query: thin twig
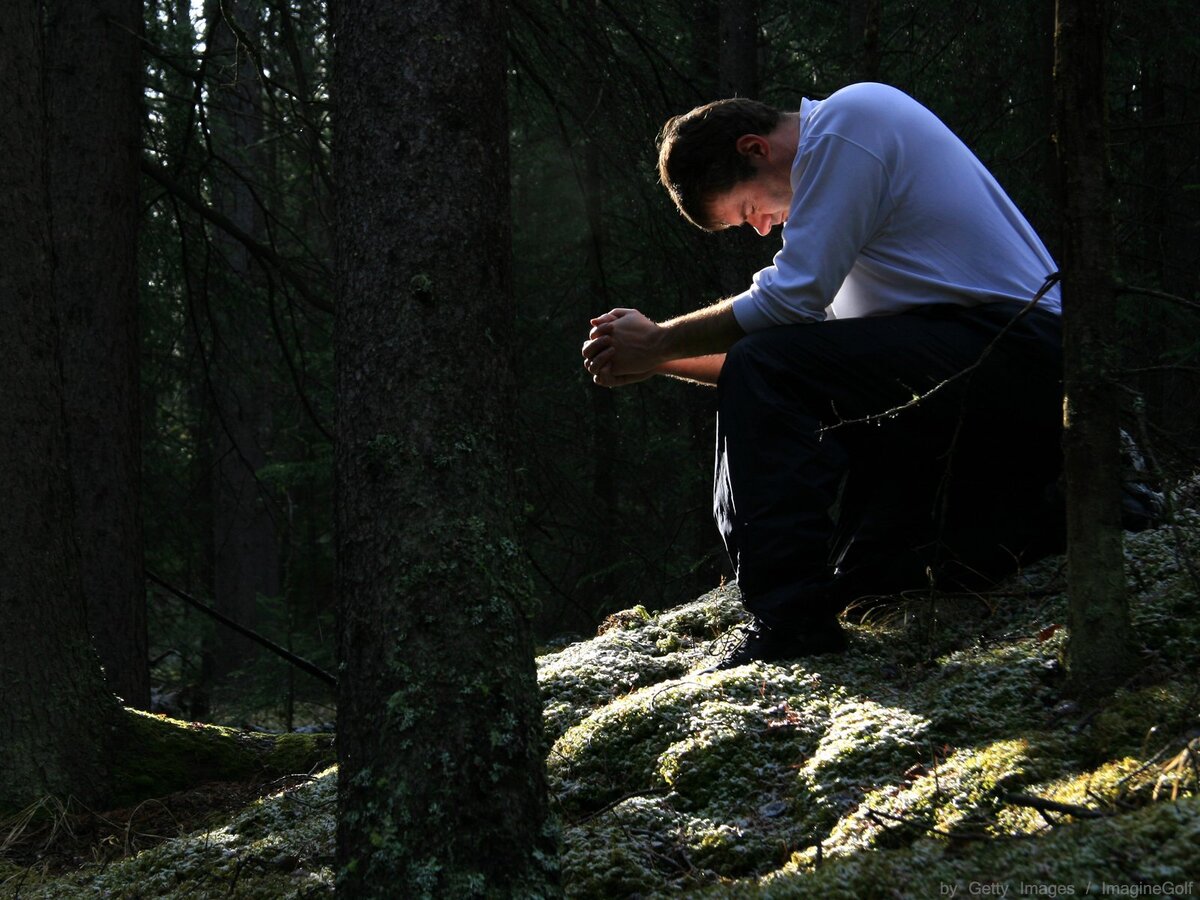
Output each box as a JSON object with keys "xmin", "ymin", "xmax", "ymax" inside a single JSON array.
[{"xmin": 821, "ymin": 273, "xmax": 1061, "ymax": 432}]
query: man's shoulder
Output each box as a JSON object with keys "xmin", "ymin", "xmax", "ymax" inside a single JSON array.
[
  {"xmin": 816, "ymin": 83, "xmax": 920, "ymax": 117},
  {"xmin": 805, "ymin": 83, "xmax": 945, "ymax": 149}
]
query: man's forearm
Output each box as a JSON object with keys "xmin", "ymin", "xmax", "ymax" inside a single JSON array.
[
  {"xmin": 657, "ymin": 298, "xmax": 745, "ymax": 361},
  {"xmin": 655, "ymin": 354, "xmax": 726, "ymax": 386}
]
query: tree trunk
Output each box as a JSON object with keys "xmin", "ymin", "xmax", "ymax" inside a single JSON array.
[
  {"xmin": 1054, "ymin": 0, "xmax": 1134, "ymax": 697},
  {"xmin": 333, "ymin": 0, "xmax": 560, "ymax": 895},
  {"xmin": 847, "ymin": 0, "xmax": 882, "ymax": 83},
  {"xmin": 203, "ymin": 0, "xmax": 281, "ymax": 685},
  {"xmin": 0, "ymin": 0, "xmax": 122, "ymax": 810},
  {"xmin": 44, "ymin": 0, "xmax": 149, "ymax": 710},
  {"xmin": 573, "ymin": 0, "xmax": 618, "ymax": 618},
  {"xmin": 715, "ymin": 0, "xmax": 769, "ymax": 299},
  {"xmin": 719, "ymin": 0, "xmax": 759, "ymax": 100}
]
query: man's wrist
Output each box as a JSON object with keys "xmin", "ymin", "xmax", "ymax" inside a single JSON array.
[{"xmin": 659, "ymin": 299, "xmax": 744, "ymax": 360}]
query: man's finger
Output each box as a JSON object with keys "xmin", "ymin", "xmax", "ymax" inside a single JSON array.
[
  {"xmin": 589, "ymin": 308, "xmax": 636, "ymax": 327},
  {"xmin": 585, "ymin": 346, "xmax": 615, "ymax": 373},
  {"xmin": 588, "ymin": 321, "xmax": 615, "ymax": 341},
  {"xmin": 581, "ymin": 336, "xmax": 611, "ymax": 360}
]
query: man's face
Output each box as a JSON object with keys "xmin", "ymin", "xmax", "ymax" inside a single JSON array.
[{"xmin": 707, "ymin": 160, "xmax": 793, "ymax": 237}]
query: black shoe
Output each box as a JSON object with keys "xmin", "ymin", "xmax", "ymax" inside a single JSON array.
[{"xmin": 701, "ymin": 617, "xmax": 847, "ymax": 672}]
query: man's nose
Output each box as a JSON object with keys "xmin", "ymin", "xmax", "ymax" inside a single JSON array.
[{"xmin": 748, "ymin": 215, "xmax": 772, "ymax": 237}]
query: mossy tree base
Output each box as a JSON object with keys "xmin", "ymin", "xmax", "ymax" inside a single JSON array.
[
  {"xmin": 108, "ymin": 708, "xmax": 335, "ymax": 809},
  {"xmin": 1, "ymin": 708, "xmax": 335, "ymax": 819}
]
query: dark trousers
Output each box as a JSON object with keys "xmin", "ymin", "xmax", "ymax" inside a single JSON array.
[{"xmin": 714, "ymin": 301, "xmax": 1064, "ymax": 628}]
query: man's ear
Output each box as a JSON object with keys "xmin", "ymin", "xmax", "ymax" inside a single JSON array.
[{"xmin": 734, "ymin": 134, "xmax": 770, "ymax": 159}]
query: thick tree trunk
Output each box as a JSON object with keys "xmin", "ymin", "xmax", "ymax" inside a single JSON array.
[
  {"xmin": 0, "ymin": 0, "xmax": 122, "ymax": 811},
  {"xmin": 44, "ymin": 0, "xmax": 149, "ymax": 710},
  {"xmin": 204, "ymin": 0, "xmax": 281, "ymax": 684},
  {"xmin": 1054, "ymin": 0, "xmax": 1134, "ymax": 696},
  {"xmin": 333, "ymin": 0, "xmax": 560, "ymax": 895}
]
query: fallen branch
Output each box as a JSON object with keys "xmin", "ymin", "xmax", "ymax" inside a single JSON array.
[
  {"xmin": 1003, "ymin": 792, "xmax": 1110, "ymax": 819},
  {"xmin": 864, "ymin": 806, "xmax": 996, "ymax": 841}
]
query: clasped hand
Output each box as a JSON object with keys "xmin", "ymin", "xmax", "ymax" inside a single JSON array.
[{"xmin": 580, "ymin": 308, "xmax": 664, "ymax": 388}]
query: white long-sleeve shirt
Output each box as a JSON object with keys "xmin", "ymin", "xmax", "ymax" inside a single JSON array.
[{"xmin": 730, "ymin": 83, "xmax": 1061, "ymax": 332}]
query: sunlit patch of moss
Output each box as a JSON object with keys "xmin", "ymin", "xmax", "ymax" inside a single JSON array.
[
  {"xmin": 795, "ymin": 698, "xmax": 930, "ymax": 832},
  {"xmin": 730, "ymin": 794, "xmax": 1200, "ymax": 898},
  {"xmin": 653, "ymin": 585, "xmax": 750, "ymax": 638},
  {"xmin": 550, "ymin": 667, "xmax": 824, "ymax": 816},
  {"xmin": 538, "ymin": 587, "xmax": 748, "ymax": 742},
  {"xmin": 810, "ymin": 737, "xmax": 1035, "ymax": 862}
]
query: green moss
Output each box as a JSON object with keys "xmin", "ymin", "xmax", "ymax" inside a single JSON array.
[
  {"xmin": 537, "ymin": 587, "xmax": 748, "ymax": 742},
  {"xmin": 1089, "ymin": 682, "xmax": 1200, "ymax": 760},
  {"xmin": 109, "ymin": 709, "xmax": 334, "ymax": 807},
  {"xmin": 733, "ymin": 794, "xmax": 1200, "ymax": 898}
]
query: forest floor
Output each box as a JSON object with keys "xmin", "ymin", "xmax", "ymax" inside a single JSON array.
[
  {"xmin": 1, "ymin": 778, "xmax": 292, "ymax": 880},
  {"xmin": 4, "ymin": 505, "xmax": 1200, "ymax": 898}
]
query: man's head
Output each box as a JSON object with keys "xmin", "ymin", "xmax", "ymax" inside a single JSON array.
[{"xmin": 657, "ymin": 98, "xmax": 791, "ymax": 233}]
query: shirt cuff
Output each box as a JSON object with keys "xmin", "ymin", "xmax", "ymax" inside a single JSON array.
[
  {"xmin": 731, "ymin": 286, "xmax": 826, "ymax": 332},
  {"xmin": 730, "ymin": 288, "xmax": 774, "ymax": 333}
]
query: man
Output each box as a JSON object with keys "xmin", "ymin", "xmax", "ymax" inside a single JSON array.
[{"xmin": 581, "ymin": 83, "xmax": 1064, "ymax": 670}]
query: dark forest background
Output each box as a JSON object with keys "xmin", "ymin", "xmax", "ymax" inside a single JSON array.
[{"xmin": 133, "ymin": 0, "xmax": 1198, "ymax": 726}]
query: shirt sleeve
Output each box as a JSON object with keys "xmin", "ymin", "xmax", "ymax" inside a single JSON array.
[{"xmin": 731, "ymin": 134, "xmax": 894, "ymax": 332}]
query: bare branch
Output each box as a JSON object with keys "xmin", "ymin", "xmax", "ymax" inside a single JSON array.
[{"xmin": 142, "ymin": 158, "xmax": 333, "ymax": 315}]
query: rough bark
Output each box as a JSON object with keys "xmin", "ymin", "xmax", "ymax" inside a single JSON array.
[
  {"xmin": 203, "ymin": 0, "xmax": 281, "ymax": 684},
  {"xmin": 1054, "ymin": 0, "xmax": 1135, "ymax": 696},
  {"xmin": 0, "ymin": 0, "xmax": 123, "ymax": 810},
  {"xmin": 44, "ymin": 0, "xmax": 149, "ymax": 710},
  {"xmin": 333, "ymin": 0, "xmax": 560, "ymax": 895}
]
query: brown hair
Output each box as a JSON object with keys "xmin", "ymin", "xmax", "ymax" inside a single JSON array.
[{"xmin": 656, "ymin": 98, "xmax": 784, "ymax": 231}]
